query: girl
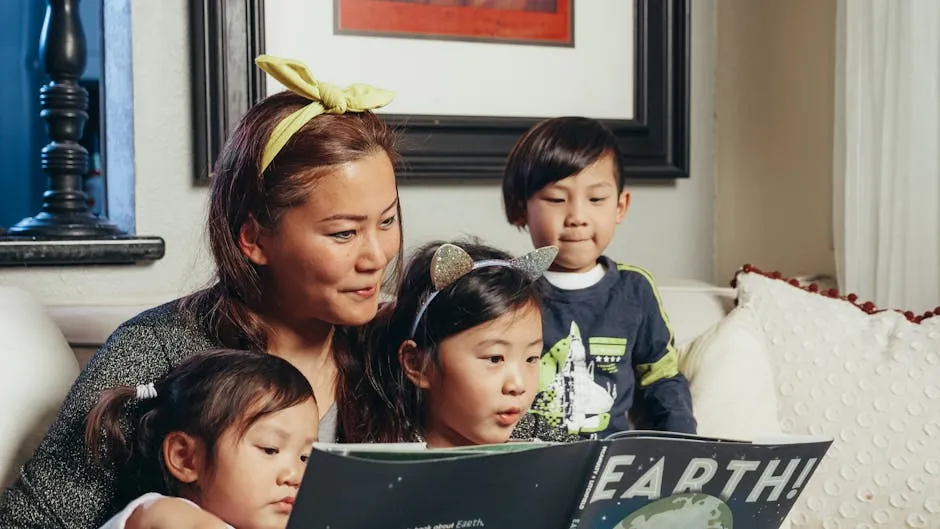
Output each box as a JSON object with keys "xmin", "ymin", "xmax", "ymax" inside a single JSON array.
[
  {"xmin": 362, "ymin": 240, "xmax": 574, "ymax": 446},
  {"xmin": 89, "ymin": 349, "xmax": 319, "ymax": 529},
  {"xmin": 0, "ymin": 55, "xmax": 401, "ymax": 529}
]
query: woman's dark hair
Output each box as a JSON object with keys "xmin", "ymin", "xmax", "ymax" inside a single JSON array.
[
  {"xmin": 181, "ymin": 90, "xmax": 402, "ymax": 441},
  {"xmin": 502, "ymin": 116, "xmax": 625, "ymax": 225},
  {"xmin": 349, "ymin": 238, "xmax": 543, "ymax": 442},
  {"xmin": 84, "ymin": 349, "xmax": 315, "ymax": 499}
]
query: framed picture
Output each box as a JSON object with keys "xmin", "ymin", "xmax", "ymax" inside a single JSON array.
[
  {"xmin": 334, "ymin": 0, "xmax": 574, "ymax": 46},
  {"xmin": 190, "ymin": 0, "xmax": 689, "ymax": 184},
  {"xmin": 189, "ymin": 0, "xmax": 266, "ymax": 185}
]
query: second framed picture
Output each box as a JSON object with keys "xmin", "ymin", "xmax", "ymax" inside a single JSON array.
[
  {"xmin": 334, "ymin": 0, "xmax": 573, "ymax": 46},
  {"xmin": 191, "ymin": 0, "xmax": 689, "ymax": 183}
]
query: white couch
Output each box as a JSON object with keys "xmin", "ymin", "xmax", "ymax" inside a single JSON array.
[
  {"xmin": 0, "ymin": 280, "xmax": 735, "ymax": 488},
  {"xmin": 2, "ymin": 277, "xmax": 937, "ymax": 529}
]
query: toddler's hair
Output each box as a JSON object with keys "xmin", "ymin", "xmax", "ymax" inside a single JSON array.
[{"xmin": 84, "ymin": 349, "xmax": 315, "ymax": 498}]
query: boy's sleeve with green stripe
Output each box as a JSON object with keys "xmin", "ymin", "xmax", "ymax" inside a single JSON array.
[{"xmin": 630, "ymin": 273, "xmax": 697, "ymax": 434}]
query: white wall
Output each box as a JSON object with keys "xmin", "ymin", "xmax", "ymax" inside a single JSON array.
[{"xmin": 0, "ymin": 0, "xmax": 717, "ymax": 307}]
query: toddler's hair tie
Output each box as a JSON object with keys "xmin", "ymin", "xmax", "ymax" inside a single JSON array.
[{"xmin": 135, "ymin": 382, "xmax": 158, "ymax": 401}]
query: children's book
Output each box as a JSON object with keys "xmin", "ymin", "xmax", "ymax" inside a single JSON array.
[{"xmin": 286, "ymin": 431, "xmax": 831, "ymax": 529}]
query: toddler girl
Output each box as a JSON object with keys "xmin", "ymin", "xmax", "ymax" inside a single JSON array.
[{"xmin": 86, "ymin": 349, "xmax": 319, "ymax": 529}]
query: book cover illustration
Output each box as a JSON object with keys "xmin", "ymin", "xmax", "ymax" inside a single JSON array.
[
  {"xmin": 570, "ymin": 432, "xmax": 829, "ymax": 529},
  {"xmin": 287, "ymin": 432, "xmax": 831, "ymax": 529}
]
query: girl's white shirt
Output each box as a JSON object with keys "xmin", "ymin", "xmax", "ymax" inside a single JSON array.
[{"xmin": 97, "ymin": 493, "xmax": 235, "ymax": 529}]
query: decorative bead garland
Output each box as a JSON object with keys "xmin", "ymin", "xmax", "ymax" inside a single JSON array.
[{"xmin": 731, "ymin": 263, "xmax": 939, "ymax": 324}]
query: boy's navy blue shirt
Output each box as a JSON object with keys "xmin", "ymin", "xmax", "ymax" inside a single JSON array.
[{"xmin": 529, "ymin": 256, "xmax": 696, "ymax": 439}]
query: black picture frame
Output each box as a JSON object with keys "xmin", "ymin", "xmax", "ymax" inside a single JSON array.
[
  {"xmin": 190, "ymin": 0, "xmax": 266, "ymax": 185},
  {"xmin": 190, "ymin": 0, "xmax": 689, "ymax": 184}
]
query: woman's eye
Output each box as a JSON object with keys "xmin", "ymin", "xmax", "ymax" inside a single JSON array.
[
  {"xmin": 258, "ymin": 446, "xmax": 278, "ymax": 455},
  {"xmin": 330, "ymin": 230, "xmax": 355, "ymax": 241},
  {"xmin": 380, "ymin": 215, "xmax": 397, "ymax": 228},
  {"xmin": 526, "ymin": 355, "xmax": 541, "ymax": 364}
]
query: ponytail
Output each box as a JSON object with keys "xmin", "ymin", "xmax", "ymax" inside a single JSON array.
[
  {"xmin": 84, "ymin": 385, "xmax": 138, "ymax": 467},
  {"xmin": 84, "ymin": 384, "xmax": 165, "ymax": 472}
]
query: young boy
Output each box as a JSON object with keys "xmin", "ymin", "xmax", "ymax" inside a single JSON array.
[{"xmin": 502, "ymin": 116, "xmax": 696, "ymax": 439}]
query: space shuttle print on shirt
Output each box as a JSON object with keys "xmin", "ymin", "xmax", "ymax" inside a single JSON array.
[
  {"xmin": 529, "ymin": 256, "xmax": 697, "ymax": 438},
  {"xmin": 533, "ymin": 321, "xmax": 618, "ymax": 435}
]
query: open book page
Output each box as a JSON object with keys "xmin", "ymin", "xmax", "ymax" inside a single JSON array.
[
  {"xmin": 289, "ymin": 441, "xmax": 598, "ymax": 529},
  {"xmin": 312, "ymin": 441, "xmax": 550, "ymax": 462}
]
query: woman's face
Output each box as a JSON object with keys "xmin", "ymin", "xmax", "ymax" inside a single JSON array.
[{"xmin": 246, "ymin": 150, "xmax": 401, "ymax": 327}]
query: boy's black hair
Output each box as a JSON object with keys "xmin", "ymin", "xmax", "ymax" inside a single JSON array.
[{"xmin": 502, "ymin": 116, "xmax": 625, "ymax": 225}]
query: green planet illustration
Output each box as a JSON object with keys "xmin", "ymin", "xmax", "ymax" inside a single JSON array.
[{"xmin": 612, "ymin": 493, "xmax": 733, "ymax": 529}]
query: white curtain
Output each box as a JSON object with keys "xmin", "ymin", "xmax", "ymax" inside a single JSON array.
[{"xmin": 834, "ymin": 0, "xmax": 940, "ymax": 314}]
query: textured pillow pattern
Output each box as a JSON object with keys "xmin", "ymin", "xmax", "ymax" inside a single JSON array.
[{"xmin": 736, "ymin": 271, "xmax": 940, "ymax": 529}]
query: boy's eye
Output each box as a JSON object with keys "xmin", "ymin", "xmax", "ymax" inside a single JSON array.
[
  {"xmin": 330, "ymin": 230, "xmax": 355, "ymax": 240},
  {"xmin": 258, "ymin": 446, "xmax": 279, "ymax": 455},
  {"xmin": 590, "ymin": 197, "xmax": 608, "ymax": 203}
]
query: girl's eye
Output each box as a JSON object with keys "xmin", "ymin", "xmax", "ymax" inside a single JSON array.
[
  {"xmin": 300, "ymin": 454, "xmax": 309, "ymax": 463},
  {"xmin": 487, "ymin": 355, "xmax": 504, "ymax": 364},
  {"xmin": 380, "ymin": 215, "xmax": 397, "ymax": 228},
  {"xmin": 543, "ymin": 197, "xmax": 564, "ymax": 204},
  {"xmin": 526, "ymin": 355, "xmax": 541, "ymax": 364},
  {"xmin": 330, "ymin": 230, "xmax": 355, "ymax": 241},
  {"xmin": 258, "ymin": 446, "xmax": 279, "ymax": 455}
]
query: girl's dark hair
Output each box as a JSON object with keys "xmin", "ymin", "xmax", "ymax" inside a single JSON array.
[
  {"xmin": 502, "ymin": 116, "xmax": 625, "ymax": 225},
  {"xmin": 181, "ymin": 90, "xmax": 402, "ymax": 441},
  {"xmin": 84, "ymin": 349, "xmax": 315, "ymax": 499},
  {"xmin": 349, "ymin": 238, "xmax": 543, "ymax": 442}
]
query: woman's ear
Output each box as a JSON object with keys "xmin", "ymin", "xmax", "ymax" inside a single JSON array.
[
  {"xmin": 163, "ymin": 432, "xmax": 206, "ymax": 484},
  {"xmin": 398, "ymin": 340, "xmax": 431, "ymax": 389},
  {"xmin": 238, "ymin": 215, "xmax": 269, "ymax": 266}
]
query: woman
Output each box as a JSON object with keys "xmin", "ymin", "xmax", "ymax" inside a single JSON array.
[{"xmin": 0, "ymin": 55, "xmax": 402, "ymax": 529}]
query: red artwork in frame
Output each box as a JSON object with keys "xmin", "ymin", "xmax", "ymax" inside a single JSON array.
[{"xmin": 334, "ymin": 0, "xmax": 573, "ymax": 46}]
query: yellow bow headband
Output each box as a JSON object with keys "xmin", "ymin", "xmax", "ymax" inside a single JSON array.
[{"xmin": 254, "ymin": 54, "xmax": 396, "ymax": 174}]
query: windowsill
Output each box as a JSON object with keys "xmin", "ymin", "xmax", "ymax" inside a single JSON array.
[{"xmin": 0, "ymin": 235, "xmax": 165, "ymax": 266}]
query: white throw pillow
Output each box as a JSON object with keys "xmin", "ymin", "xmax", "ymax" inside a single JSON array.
[
  {"xmin": 736, "ymin": 271, "xmax": 940, "ymax": 529},
  {"xmin": 678, "ymin": 305, "xmax": 783, "ymax": 441}
]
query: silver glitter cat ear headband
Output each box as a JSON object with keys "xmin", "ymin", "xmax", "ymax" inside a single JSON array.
[{"xmin": 409, "ymin": 243, "xmax": 559, "ymax": 339}]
